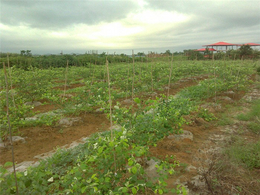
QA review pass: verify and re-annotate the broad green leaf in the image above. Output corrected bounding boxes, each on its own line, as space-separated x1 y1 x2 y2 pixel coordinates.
131 166 137 174
81 186 87 193
121 187 128 193
128 159 134 166
132 187 137 194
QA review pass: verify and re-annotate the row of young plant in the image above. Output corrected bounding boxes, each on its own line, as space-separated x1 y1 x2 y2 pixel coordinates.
0 60 257 139
0 93 205 194
1 60 258 194
0 53 150 70
0 60 204 135
0 95 245 195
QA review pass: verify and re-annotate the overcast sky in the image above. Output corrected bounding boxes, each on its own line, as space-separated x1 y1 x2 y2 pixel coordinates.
1 0 260 55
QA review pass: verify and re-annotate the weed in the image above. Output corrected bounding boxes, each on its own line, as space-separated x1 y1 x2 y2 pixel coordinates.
237 99 260 134
217 113 234 126
248 122 260 134
225 138 260 169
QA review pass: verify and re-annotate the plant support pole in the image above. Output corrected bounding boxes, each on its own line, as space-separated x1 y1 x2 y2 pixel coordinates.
7 54 16 109
132 50 135 100
106 57 117 175
3 62 19 195
63 60 69 100
167 54 173 98
106 57 113 136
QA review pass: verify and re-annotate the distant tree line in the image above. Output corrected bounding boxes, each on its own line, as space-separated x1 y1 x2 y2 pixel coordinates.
0 51 151 70
184 45 260 60
0 49 188 69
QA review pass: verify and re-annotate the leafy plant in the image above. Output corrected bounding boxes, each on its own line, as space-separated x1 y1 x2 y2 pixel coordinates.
197 108 217 122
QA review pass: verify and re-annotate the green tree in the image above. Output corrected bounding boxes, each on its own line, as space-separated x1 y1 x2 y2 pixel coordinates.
137 52 145 57
165 50 171 55
26 50 32 56
20 50 26 56
240 44 253 59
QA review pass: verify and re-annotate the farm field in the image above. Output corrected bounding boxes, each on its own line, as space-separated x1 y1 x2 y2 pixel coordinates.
1 58 260 194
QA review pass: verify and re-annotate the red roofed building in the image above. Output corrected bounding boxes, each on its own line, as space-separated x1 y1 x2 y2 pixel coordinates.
203 41 240 51
243 43 260 46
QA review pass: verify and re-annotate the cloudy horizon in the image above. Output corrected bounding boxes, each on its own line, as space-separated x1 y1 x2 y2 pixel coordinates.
1 0 260 55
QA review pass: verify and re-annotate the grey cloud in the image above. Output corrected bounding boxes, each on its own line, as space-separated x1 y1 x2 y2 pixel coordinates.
131 14 260 49
1 0 259 54
145 0 260 26
1 0 138 30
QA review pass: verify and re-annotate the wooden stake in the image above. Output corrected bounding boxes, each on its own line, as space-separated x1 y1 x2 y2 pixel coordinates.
126 63 130 99
106 57 117 174
91 61 96 86
7 53 16 109
106 57 113 136
63 60 69 102
167 54 173 98
212 54 216 102
3 62 19 195
151 59 153 92
132 50 135 100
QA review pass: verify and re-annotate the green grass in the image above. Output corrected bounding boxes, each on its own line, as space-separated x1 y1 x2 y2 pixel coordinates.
225 138 260 170
236 99 260 134
248 122 260 134
217 113 234 126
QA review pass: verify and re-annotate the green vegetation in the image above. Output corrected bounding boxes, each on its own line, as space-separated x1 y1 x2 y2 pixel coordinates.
237 99 260 134
225 138 260 169
0 55 259 194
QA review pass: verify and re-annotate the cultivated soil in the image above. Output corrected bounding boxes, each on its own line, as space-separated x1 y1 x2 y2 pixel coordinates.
0 75 206 165
1 75 259 194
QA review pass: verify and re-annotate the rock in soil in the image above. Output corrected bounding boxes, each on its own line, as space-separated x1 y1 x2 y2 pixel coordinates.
24 101 42 107
8 136 26 144
168 130 193 141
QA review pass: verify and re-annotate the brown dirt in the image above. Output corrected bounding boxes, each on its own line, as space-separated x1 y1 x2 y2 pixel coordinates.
0 113 109 164
2 74 257 194
149 81 260 194
150 121 219 191
33 104 59 113
52 83 85 90
1 75 207 166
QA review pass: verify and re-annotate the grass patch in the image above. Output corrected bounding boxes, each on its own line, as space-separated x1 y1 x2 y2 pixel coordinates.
217 113 234 126
236 99 260 134
248 122 260 134
225 138 260 170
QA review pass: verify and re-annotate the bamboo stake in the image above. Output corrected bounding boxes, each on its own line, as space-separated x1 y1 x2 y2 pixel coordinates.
3 62 19 195
139 63 141 83
7 54 16 109
167 54 173 98
106 57 117 175
213 54 217 102
151 58 153 92
147 52 149 69
132 50 135 100
63 60 69 102
91 61 96 86
106 57 113 134
126 63 130 99
88 61 96 99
